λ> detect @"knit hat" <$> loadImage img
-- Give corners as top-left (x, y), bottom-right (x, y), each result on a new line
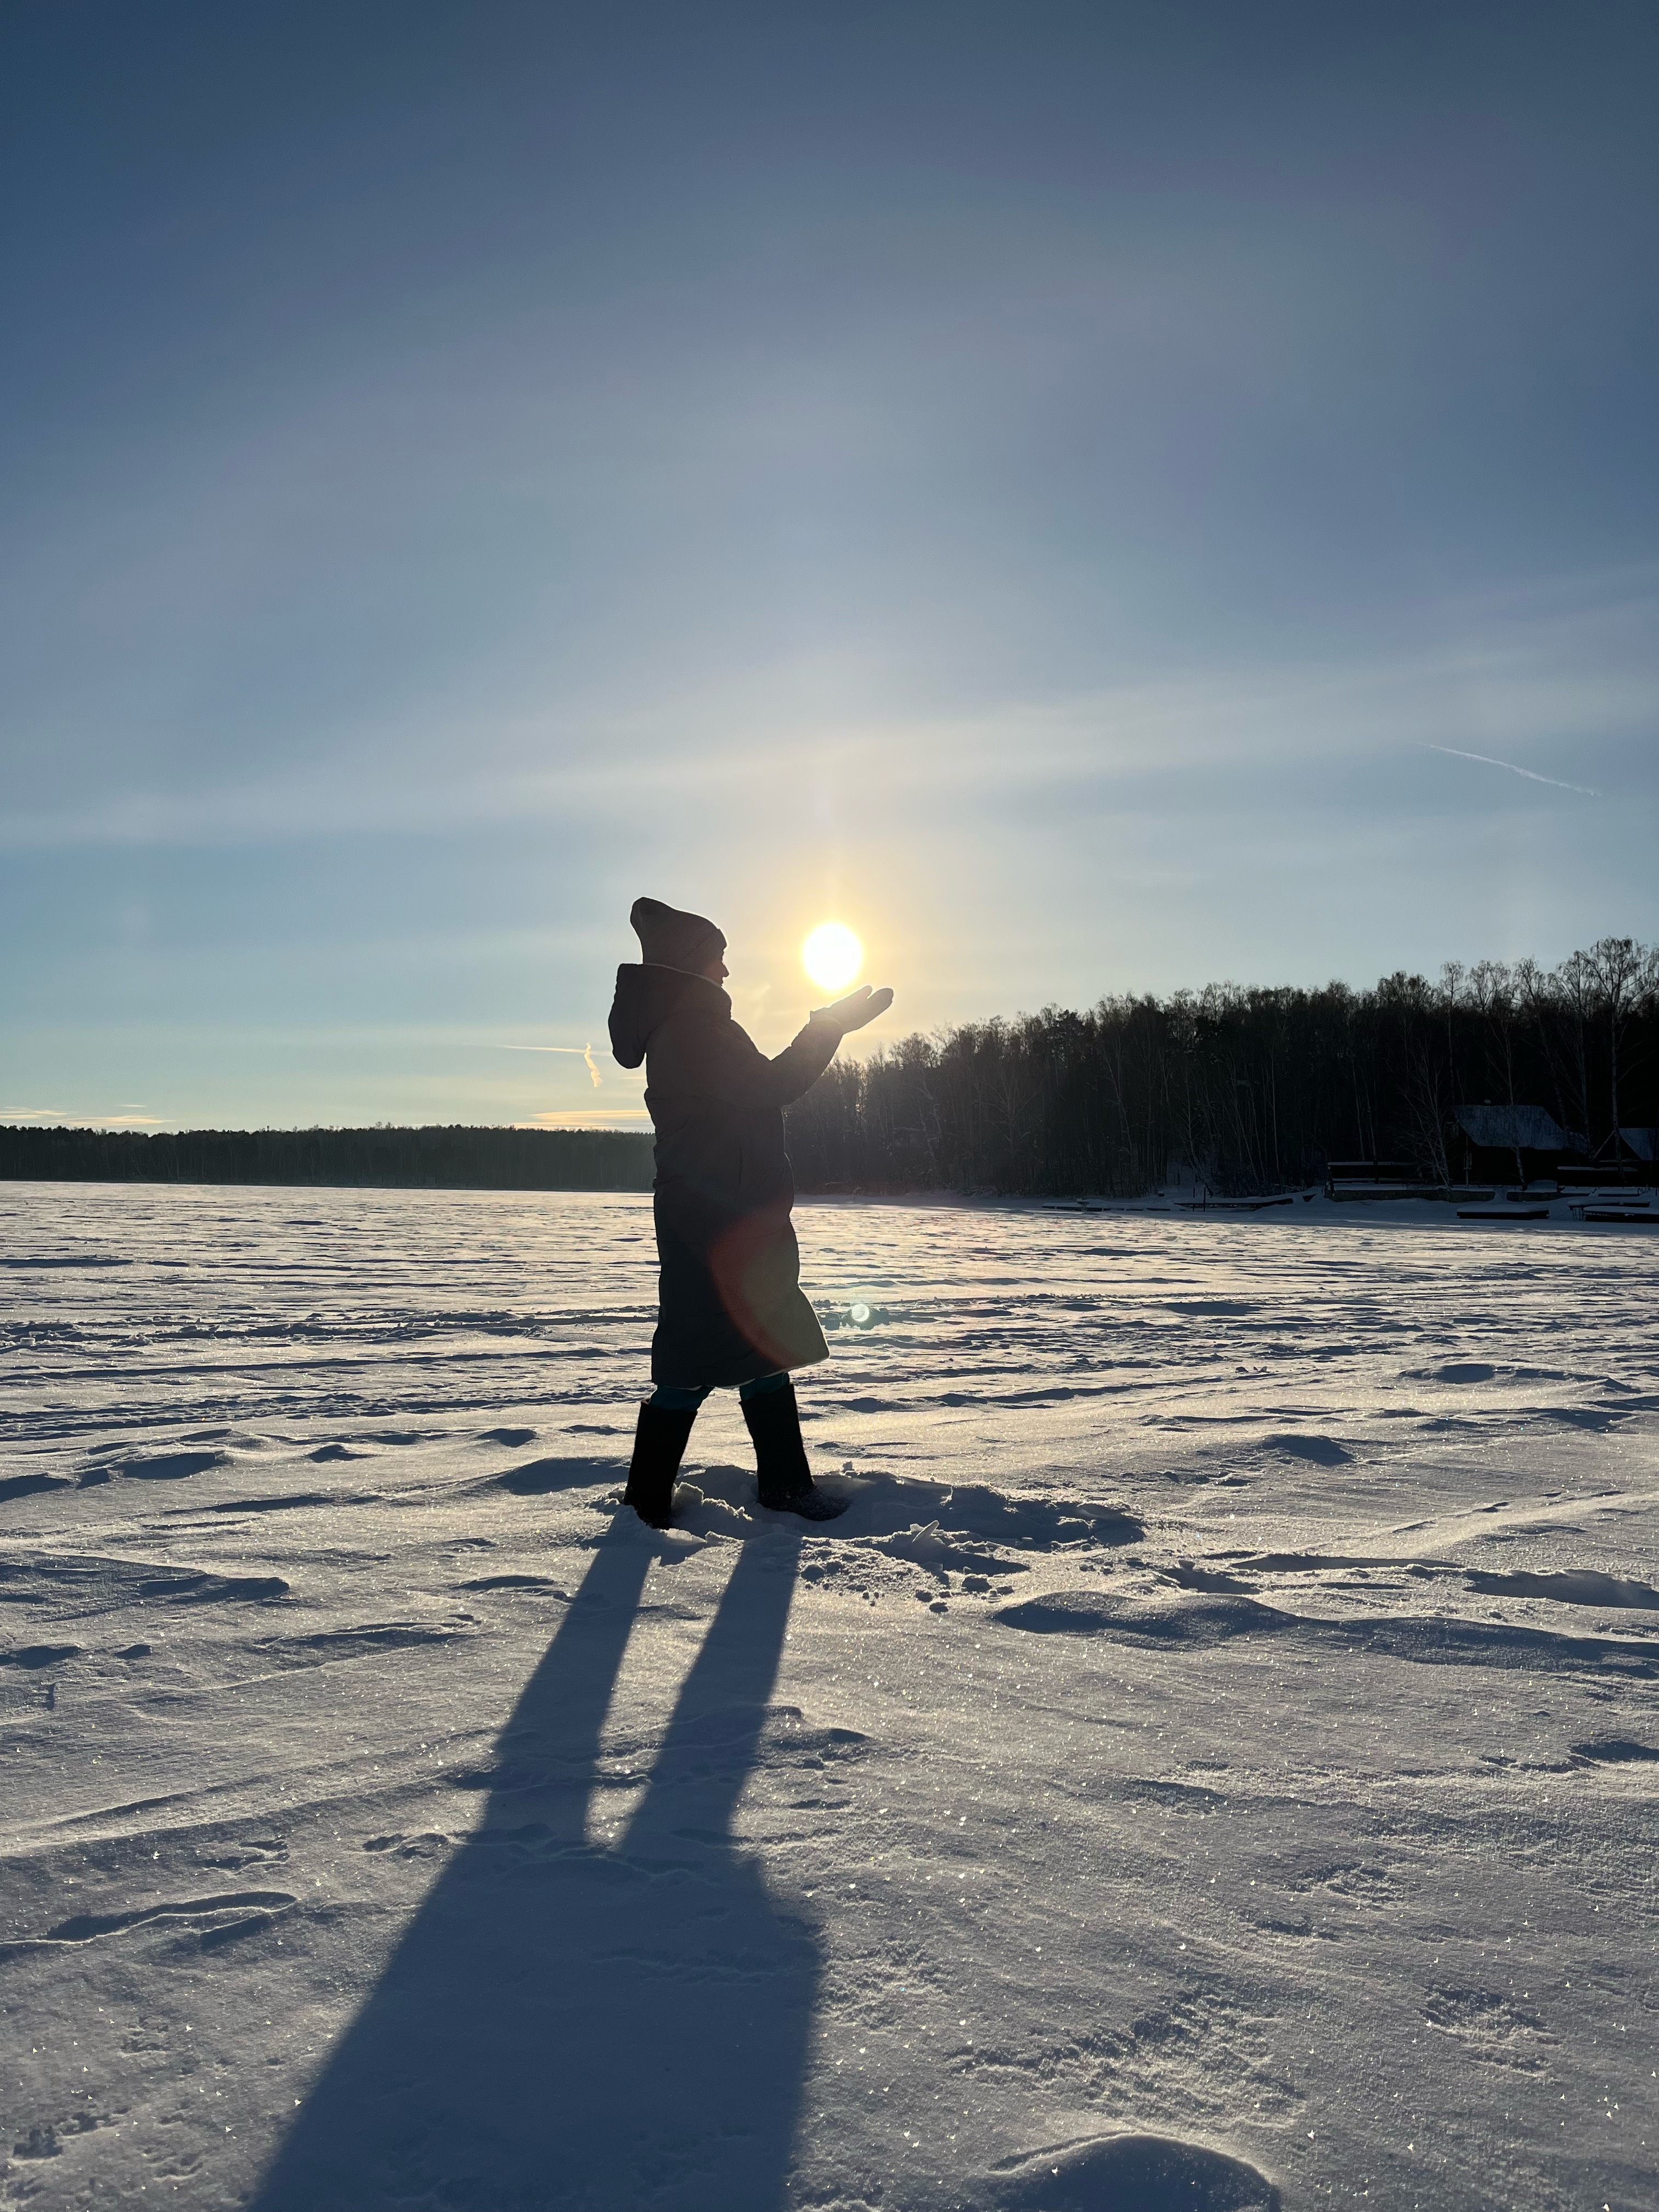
top-left (629, 896), bottom-right (726, 973)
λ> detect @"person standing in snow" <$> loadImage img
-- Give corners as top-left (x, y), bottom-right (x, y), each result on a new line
top-left (607, 896), bottom-right (893, 1527)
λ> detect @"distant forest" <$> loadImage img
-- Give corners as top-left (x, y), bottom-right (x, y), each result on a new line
top-left (0, 1124), bottom-right (654, 1193)
top-left (783, 936), bottom-right (1659, 1197)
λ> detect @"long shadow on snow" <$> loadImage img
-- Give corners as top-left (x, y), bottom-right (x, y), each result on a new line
top-left (252, 1524), bottom-right (816, 2211)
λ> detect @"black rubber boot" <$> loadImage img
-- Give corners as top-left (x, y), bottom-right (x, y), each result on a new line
top-left (623, 1403), bottom-right (697, 1528)
top-left (742, 1381), bottom-right (847, 1521)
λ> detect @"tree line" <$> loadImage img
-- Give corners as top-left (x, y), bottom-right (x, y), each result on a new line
top-left (0, 1124), bottom-right (655, 1193)
top-left (6, 939), bottom-right (1653, 1201)
top-left (782, 937), bottom-right (1659, 1197)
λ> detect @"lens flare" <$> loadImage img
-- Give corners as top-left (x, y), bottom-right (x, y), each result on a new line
top-left (803, 922), bottom-right (862, 993)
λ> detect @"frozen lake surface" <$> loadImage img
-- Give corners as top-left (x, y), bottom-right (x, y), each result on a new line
top-left (2, 1182), bottom-right (1656, 2210)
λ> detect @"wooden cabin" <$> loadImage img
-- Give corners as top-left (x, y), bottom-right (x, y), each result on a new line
top-left (1453, 1104), bottom-right (1585, 1186)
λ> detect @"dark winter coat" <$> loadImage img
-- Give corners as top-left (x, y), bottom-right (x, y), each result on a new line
top-left (608, 964), bottom-right (841, 1386)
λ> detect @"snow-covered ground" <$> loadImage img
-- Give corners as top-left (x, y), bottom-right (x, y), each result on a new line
top-left (2, 1181), bottom-right (1655, 2212)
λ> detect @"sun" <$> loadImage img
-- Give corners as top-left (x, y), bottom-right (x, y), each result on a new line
top-left (802, 921), bottom-right (863, 994)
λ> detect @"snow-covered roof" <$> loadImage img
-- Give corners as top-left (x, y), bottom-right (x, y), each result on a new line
top-left (1454, 1104), bottom-right (1583, 1152)
top-left (1589, 1126), bottom-right (1659, 1162)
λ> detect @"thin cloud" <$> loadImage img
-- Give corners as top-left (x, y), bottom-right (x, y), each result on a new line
top-left (8, 566), bottom-right (1653, 852)
top-left (1, 1108), bottom-right (168, 1127)
top-left (515, 1109), bottom-right (650, 1125)
top-left (1420, 743), bottom-right (1600, 797)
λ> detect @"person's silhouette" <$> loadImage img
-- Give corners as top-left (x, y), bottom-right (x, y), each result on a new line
top-left (609, 895), bottom-right (892, 1526)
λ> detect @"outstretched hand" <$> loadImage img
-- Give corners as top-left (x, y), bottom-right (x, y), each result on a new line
top-left (815, 984), bottom-right (895, 1034)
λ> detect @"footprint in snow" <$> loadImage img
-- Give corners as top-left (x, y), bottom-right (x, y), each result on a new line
top-left (1286, 1860), bottom-right (1398, 1903)
top-left (1423, 1985), bottom-right (1551, 2070)
top-left (194, 1839), bottom-right (289, 1869)
top-left (364, 1832), bottom-right (453, 1860)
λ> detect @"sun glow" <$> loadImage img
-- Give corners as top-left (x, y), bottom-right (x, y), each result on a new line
top-left (802, 921), bottom-right (863, 994)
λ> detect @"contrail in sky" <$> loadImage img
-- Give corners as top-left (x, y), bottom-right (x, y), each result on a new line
top-left (501, 1043), bottom-right (606, 1087)
top-left (1421, 743), bottom-right (1600, 797)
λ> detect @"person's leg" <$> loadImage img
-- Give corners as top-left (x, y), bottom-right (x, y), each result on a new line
top-left (741, 1375), bottom-right (847, 1520)
top-left (735, 1372), bottom-right (789, 1404)
top-left (648, 1383), bottom-right (715, 1414)
top-left (624, 1385), bottom-right (712, 1526)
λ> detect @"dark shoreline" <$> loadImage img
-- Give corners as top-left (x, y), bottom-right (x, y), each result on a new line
top-left (0, 1124), bottom-right (654, 1194)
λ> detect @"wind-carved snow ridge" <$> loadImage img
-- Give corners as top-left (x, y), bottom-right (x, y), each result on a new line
top-left (1, 1182), bottom-right (1655, 2211)
top-left (984, 2131), bottom-right (1282, 2210)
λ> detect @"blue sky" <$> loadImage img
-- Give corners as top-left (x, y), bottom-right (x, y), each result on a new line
top-left (4, 2), bottom-right (1656, 1131)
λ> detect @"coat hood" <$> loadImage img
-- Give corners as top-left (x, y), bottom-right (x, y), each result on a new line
top-left (607, 963), bottom-right (731, 1069)
top-left (629, 896), bottom-right (725, 973)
